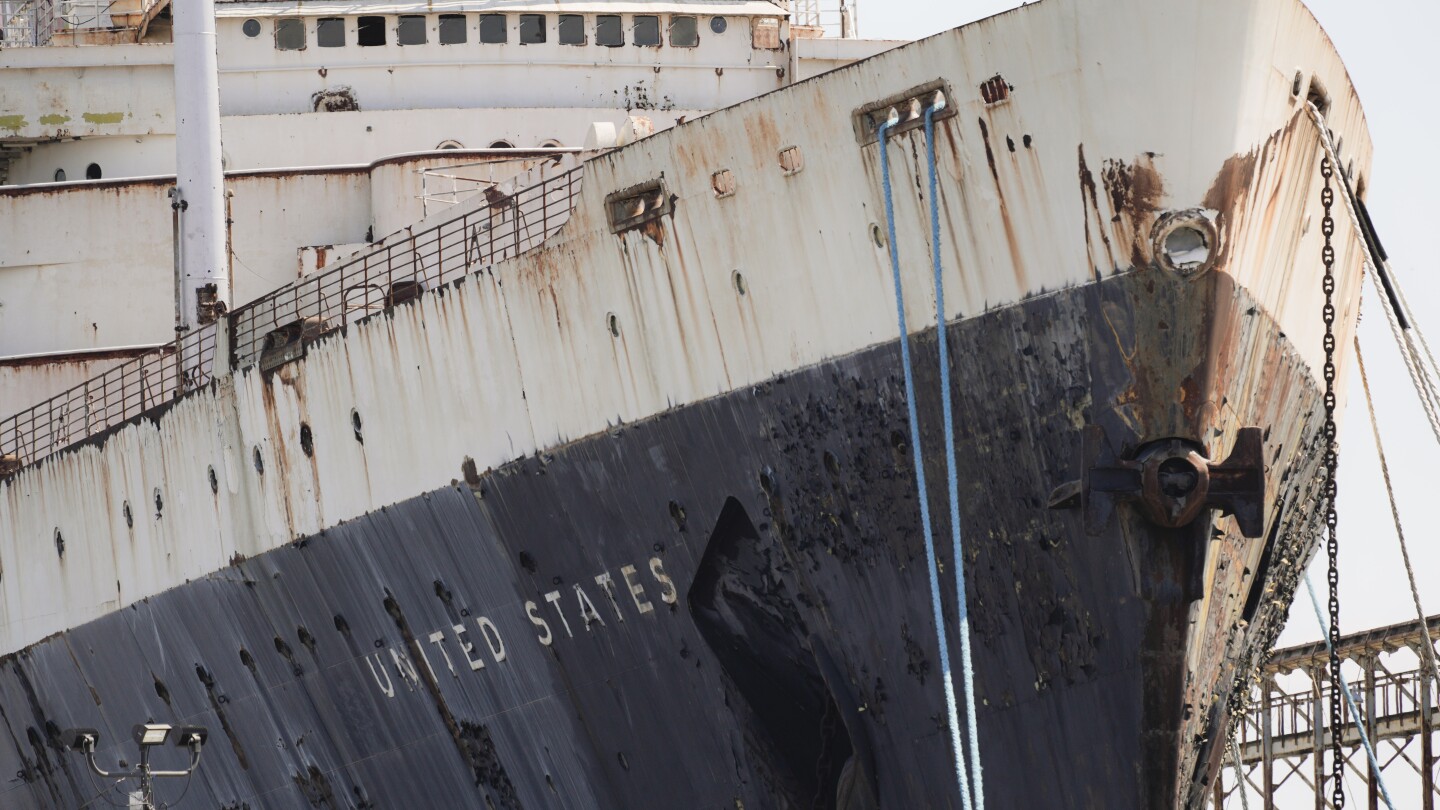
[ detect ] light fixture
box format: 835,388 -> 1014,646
174,726 -> 208,749
67,722 -> 209,806
69,728 -> 98,753
134,723 -> 172,747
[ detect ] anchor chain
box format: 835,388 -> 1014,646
1320,155 -> 1344,809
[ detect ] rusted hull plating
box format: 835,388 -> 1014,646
0,271 -> 1326,809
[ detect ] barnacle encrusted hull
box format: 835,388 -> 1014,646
0,269 -> 1326,808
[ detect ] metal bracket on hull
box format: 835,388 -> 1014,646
1050,426 -> 1267,538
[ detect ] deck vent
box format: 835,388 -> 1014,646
606,179 -> 672,234
852,79 -> 956,145
385,279 -> 425,308
980,75 -> 1011,105
778,146 -> 804,177
259,316 -> 326,372
711,169 -> 736,198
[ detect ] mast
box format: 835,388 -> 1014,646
171,0 -> 230,331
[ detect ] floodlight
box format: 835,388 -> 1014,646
67,728 -> 99,752
133,723 -> 172,747
174,726 -> 208,749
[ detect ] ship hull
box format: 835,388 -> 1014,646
0,269 -> 1324,809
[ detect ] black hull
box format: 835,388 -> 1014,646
0,271 -> 1324,809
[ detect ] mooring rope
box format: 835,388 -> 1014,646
923,97 -> 985,808
878,115 -> 975,810
1354,336 -> 1440,692
1302,574 -> 1398,810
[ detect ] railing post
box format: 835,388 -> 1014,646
1262,675 -> 1275,810
1362,655 -> 1378,810
1313,669 -> 1326,810
1423,650 -> 1436,810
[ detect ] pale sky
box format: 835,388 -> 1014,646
859,1 -> 1440,803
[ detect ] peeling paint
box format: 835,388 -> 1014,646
80,112 -> 125,125
37,114 -> 70,126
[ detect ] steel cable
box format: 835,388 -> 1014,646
1354,336 -> 1440,691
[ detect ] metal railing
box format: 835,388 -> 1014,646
231,165 -> 582,369
1,0 -> 121,46
788,0 -> 857,37
0,325 -> 217,469
416,150 -> 583,218
0,165 -> 583,475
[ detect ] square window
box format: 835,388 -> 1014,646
397,15 -> 426,45
669,16 -> 698,47
558,14 -> 584,45
316,17 -> 344,47
752,17 -> 781,49
519,14 -> 545,44
634,15 -> 659,47
596,15 -> 623,47
479,14 -> 506,44
438,14 -> 466,44
358,16 -> 386,46
275,17 -> 305,50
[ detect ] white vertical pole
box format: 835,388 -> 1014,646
171,0 -> 229,330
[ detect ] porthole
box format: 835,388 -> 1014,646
1151,210 -> 1219,278
710,17 -> 728,34
53,168 -> 66,182
540,139 -> 563,148
489,140 -> 514,149
436,139 -> 464,150
86,163 -> 101,180
242,18 -> 261,37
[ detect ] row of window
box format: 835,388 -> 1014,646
246,13 -> 770,51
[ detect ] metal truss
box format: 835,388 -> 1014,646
1213,614 -> 1440,808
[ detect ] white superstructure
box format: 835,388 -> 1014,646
0,0 -> 897,415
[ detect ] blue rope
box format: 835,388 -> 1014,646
879,117 -> 975,810
1302,573 -> 1397,809
924,102 -> 985,807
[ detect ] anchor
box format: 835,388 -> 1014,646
1050,426 -> 1267,538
